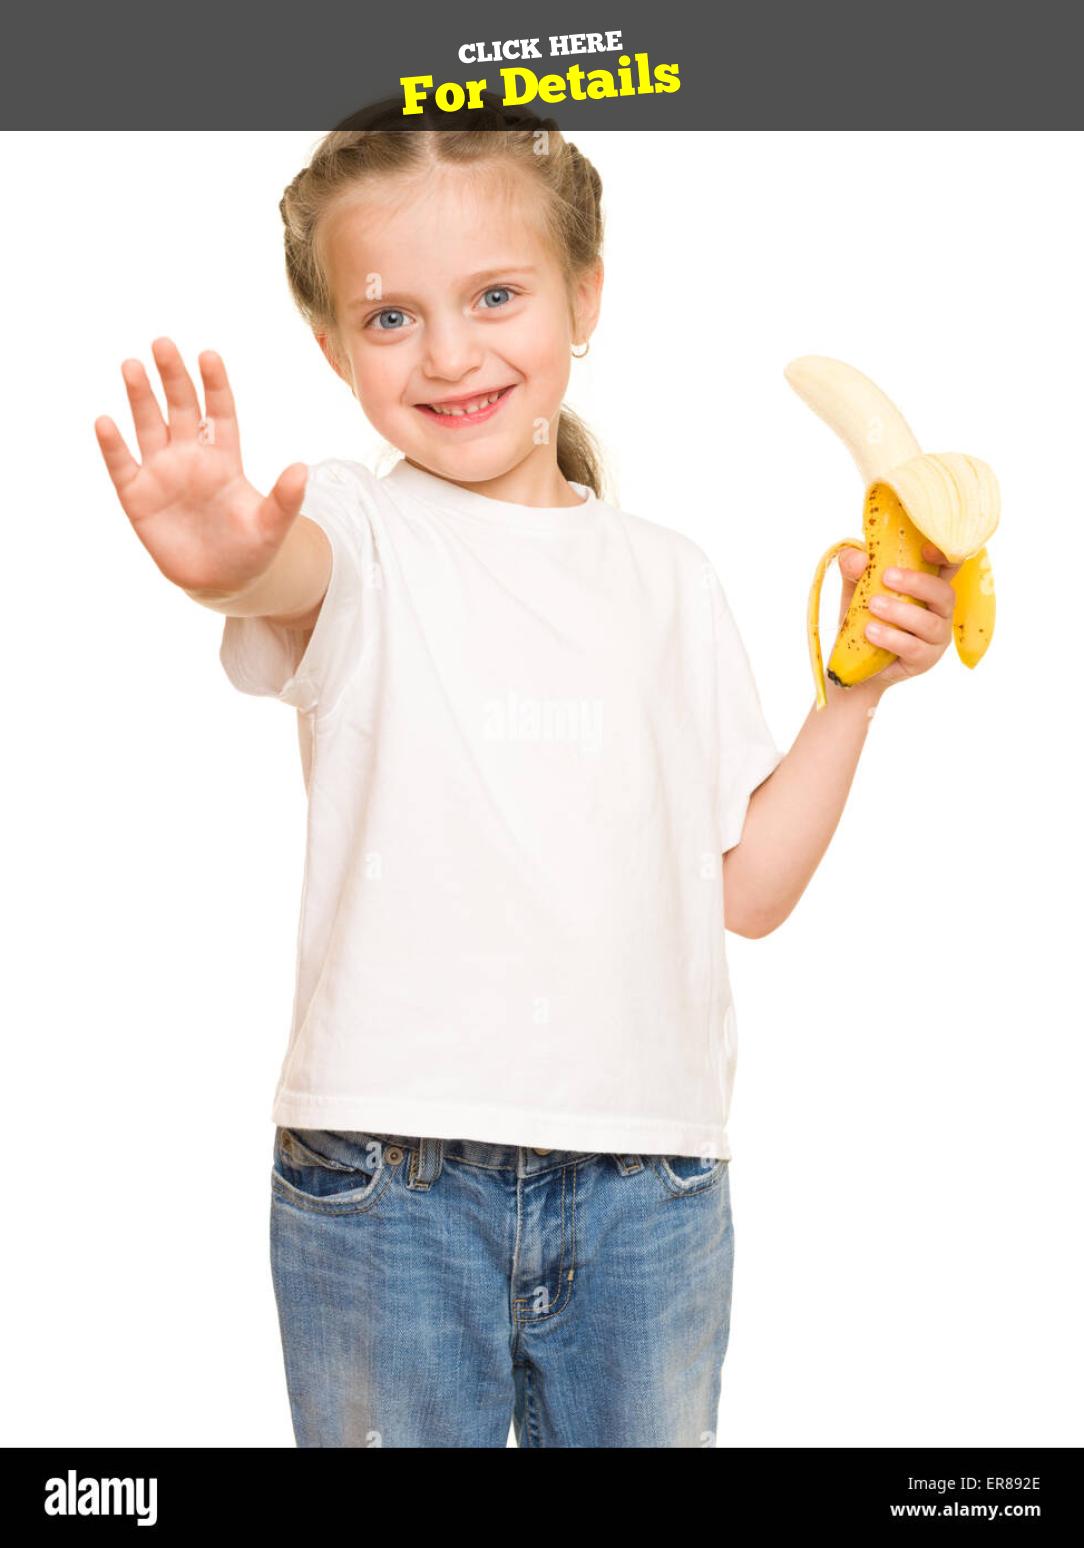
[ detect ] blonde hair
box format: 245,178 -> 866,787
279,95 -> 608,498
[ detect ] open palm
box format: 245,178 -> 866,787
94,337 -> 308,601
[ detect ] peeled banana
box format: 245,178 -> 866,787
784,355 -> 1001,708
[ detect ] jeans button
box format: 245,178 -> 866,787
384,1146 -> 404,1165
532,1147 -> 552,1156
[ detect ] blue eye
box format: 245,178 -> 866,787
367,309 -> 409,331
479,287 -> 513,309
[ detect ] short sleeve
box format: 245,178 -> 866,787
708,566 -> 785,853
219,461 -> 370,717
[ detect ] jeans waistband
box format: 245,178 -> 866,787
282,1128 -> 646,1184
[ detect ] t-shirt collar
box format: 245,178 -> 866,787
383,457 -> 599,531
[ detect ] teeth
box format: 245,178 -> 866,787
428,389 -> 504,416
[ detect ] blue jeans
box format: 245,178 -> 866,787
270,1126 -> 734,1448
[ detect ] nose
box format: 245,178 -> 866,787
421,313 -> 485,387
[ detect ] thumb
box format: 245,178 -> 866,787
836,543 -> 868,624
258,462 -> 310,540
838,544 -> 868,583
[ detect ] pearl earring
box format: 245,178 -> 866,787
571,341 -> 590,359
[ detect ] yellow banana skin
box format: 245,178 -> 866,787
949,545 -> 995,668
807,484 -> 939,709
808,539 -> 865,710
830,482 -> 939,692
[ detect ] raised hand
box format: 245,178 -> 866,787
94,338 -> 309,601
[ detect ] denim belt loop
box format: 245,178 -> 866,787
408,1137 -> 445,1190
612,1154 -> 644,1176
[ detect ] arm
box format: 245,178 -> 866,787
184,516 -> 332,629
722,540 -> 961,939
722,675 -> 883,938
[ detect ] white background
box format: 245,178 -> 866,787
2,129 -> 1079,1447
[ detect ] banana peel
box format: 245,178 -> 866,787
949,544 -> 996,669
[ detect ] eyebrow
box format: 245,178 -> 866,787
346,265 -> 538,311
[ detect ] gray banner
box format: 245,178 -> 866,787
2,0 -> 1079,128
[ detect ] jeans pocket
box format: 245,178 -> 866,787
652,1152 -> 730,1199
272,1127 -> 403,1215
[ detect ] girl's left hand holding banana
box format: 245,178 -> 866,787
835,542 -> 963,694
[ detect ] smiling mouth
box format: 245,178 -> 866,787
415,384 -> 516,419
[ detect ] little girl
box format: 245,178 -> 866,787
95,100 -> 961,1448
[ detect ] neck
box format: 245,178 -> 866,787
404,452 -> 584,509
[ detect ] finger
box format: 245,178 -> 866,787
881,566 -> 957,619
121,358 -> 169,458
838,546 -> 869,578
151,336 -> 202,440
866,597 -> 949,647
251,463 -> 310,547
864,616 -> 933,662
94,415 -> 141,498
920,540 -> 964,583
197,350 -> 241,456
261,462 -> 310,533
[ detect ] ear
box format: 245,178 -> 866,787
571,257 -> 604,344
314,329 -> 352,388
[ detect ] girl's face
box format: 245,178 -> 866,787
314,164 -> 602,496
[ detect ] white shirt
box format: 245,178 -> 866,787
220,457 -> 783,1158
